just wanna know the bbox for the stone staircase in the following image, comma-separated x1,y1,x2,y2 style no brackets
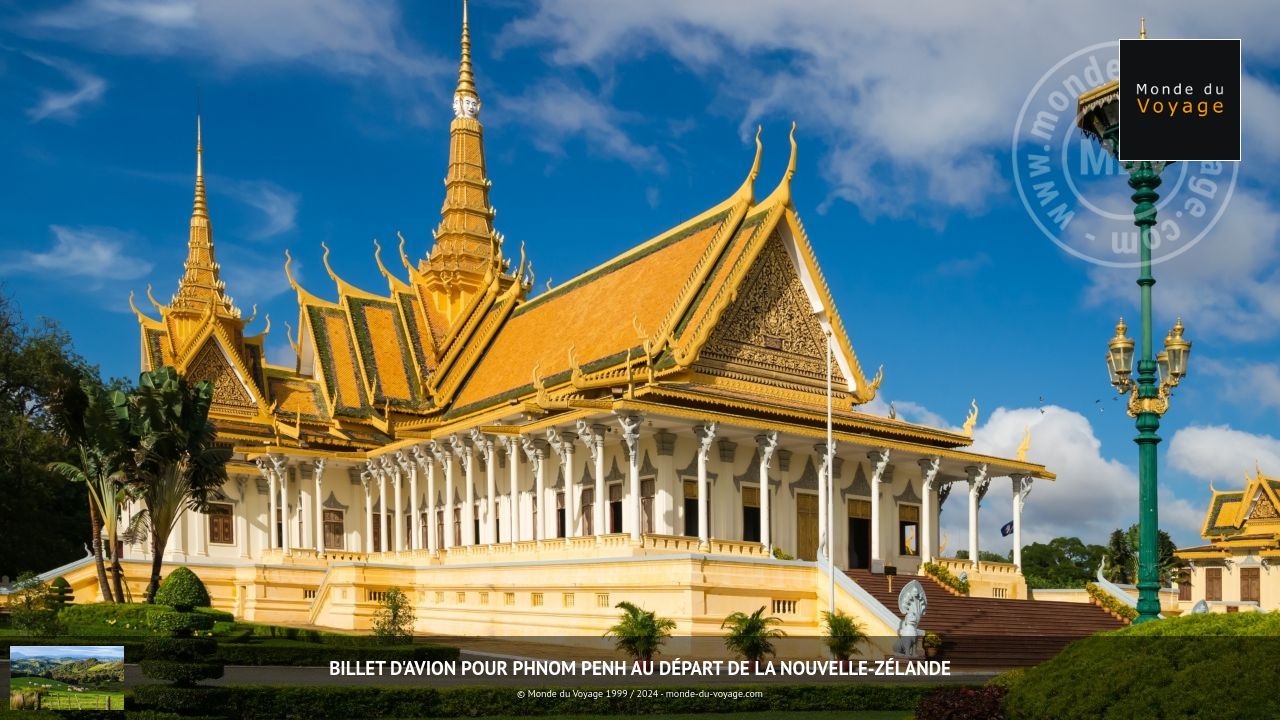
845,568,1125,669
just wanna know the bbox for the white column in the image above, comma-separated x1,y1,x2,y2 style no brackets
575,421,605,539
918,457,940,565
694,423,716,547
273,455,290,554
619,414,643,542
196,510,209,557
376,462,388,553
550,429,577,538
442,448,455,549
756,432,778,552
236,478,250,559
425,443,443,553
387,456,404,553
1012,474,1033,570
868,449,890,572
966,464,990,567
361,471,373,553
451,435,475,546
817,444,829,562
407,449,421,551
502,437,520,544
262,460,278,549
314,458,326,557
473,430,496,544
522,437,547,540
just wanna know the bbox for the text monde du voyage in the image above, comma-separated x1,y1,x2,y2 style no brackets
1133,82,1228,118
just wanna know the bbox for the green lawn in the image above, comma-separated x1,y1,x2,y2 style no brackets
457,714,912,720
9,676,125,711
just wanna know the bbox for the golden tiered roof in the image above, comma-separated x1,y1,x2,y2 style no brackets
1177,466,1280,558
128,3,1051,478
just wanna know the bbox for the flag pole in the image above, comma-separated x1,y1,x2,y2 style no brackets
826,329,835,617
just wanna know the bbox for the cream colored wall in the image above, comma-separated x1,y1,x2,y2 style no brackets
1186,559,1276,611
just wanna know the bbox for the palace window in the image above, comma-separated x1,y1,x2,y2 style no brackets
683,480,699,537
581,488,595,535
1205,567,1222,601
562,592,575,608
473,502,481,545
742,486,760,543
479,591,489,605
323,510,345,550
898,504,920,557
596,593,610,608
848,499,872,570
608,484,623,534
208,503,234,545
1241,567,1260,603
504,592,515,606
436,509,445,550
531,592,544,607
641,479,655,534
372,512,383,552
556,491,566,539
453,507,462,547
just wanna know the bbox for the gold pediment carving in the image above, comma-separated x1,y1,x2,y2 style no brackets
698,232,846,389
187,339,256,409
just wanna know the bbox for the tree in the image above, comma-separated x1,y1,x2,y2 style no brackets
371,587,415,643
721,606,785,664
821,610,868,661
10,572,60,637
0,292,103,581
1103,529,1135,584
112,367,231,602
605,602,677,663
153,567,211,611
1019,537,1107,589
954,549,1013,563
50,379,133,603
1123,524,1179,586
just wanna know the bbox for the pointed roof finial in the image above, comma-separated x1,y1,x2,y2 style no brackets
1140,17,1147,39
455,0,479,106
193,113,207,218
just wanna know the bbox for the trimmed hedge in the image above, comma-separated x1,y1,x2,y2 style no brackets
132,683,942,718
154,568,211,611
1083,583,1137,622
922,562,969,595
150,610,216,636
1003,613,1280,719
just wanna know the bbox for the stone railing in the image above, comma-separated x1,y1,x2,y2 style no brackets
936,557,1028,599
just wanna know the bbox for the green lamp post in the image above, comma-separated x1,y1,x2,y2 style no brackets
1078,39,1193,624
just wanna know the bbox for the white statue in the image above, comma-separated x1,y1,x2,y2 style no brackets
894,579,928,657
1190,599,1209,614
453,94,481,119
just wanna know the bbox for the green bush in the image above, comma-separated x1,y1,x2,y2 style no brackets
922,562,970,595
1002,613,1280,719
1083,582,1138,622
194,607,234,623
138,658,225,687
144,636,217,660
148,609,215,637
48,577,74,609
153,567,211,611
131,683,941,718
9,572,60,637
60,602,162,634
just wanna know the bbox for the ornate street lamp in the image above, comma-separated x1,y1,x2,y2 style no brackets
1078,20,1193,623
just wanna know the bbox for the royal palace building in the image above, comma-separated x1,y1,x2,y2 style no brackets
56,4,1068,649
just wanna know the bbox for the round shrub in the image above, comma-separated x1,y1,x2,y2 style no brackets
153,567,211,611
1002,613,1280,719
149,609,215,637
144,636,217,660
139,658,225,687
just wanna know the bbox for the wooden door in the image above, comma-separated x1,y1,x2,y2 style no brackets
796,493,819,561
1205,567,1222,601
1241,567,1260,603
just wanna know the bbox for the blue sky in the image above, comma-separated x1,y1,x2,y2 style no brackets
2,0,1279,551
11,645,124,660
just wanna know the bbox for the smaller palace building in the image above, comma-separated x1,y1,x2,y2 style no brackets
1176,466,1280,612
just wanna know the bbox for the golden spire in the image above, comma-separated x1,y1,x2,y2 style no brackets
456,0,478,102
423,0,507,324
1140,17,1147,39
172,114,237,317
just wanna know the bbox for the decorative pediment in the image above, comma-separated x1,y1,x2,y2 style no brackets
323,491,349,510
1248,490,1279,522
186,338,257,410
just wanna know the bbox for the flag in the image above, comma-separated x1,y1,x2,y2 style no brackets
1000,521,1014,537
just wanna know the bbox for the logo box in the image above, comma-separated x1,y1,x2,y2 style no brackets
1119,38,1241,161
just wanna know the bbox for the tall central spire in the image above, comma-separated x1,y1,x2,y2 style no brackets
422,0,505,323
172,115,237,317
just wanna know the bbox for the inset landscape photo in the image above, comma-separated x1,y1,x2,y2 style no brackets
8,645,124,712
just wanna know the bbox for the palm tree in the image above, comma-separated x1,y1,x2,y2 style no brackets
50,379,130,602
111,367,230,602
721,606,785,664
821,610,869,661
605,602,677,662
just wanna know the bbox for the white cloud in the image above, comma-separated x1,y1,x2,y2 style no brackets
23,52,106,122
218,247,295,302
506,1,1280,217
1168,425,1280,488
497,80,666,172
0,225,151,281
216,178,299,239
22,0,447,115
1199,357,1280,416
1082,188,1280,342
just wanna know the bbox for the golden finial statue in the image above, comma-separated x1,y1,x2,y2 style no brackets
1016,425,1032,462
193,114,207,218
1140,17,1147,39
961,399,979,437
456,0,478,102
